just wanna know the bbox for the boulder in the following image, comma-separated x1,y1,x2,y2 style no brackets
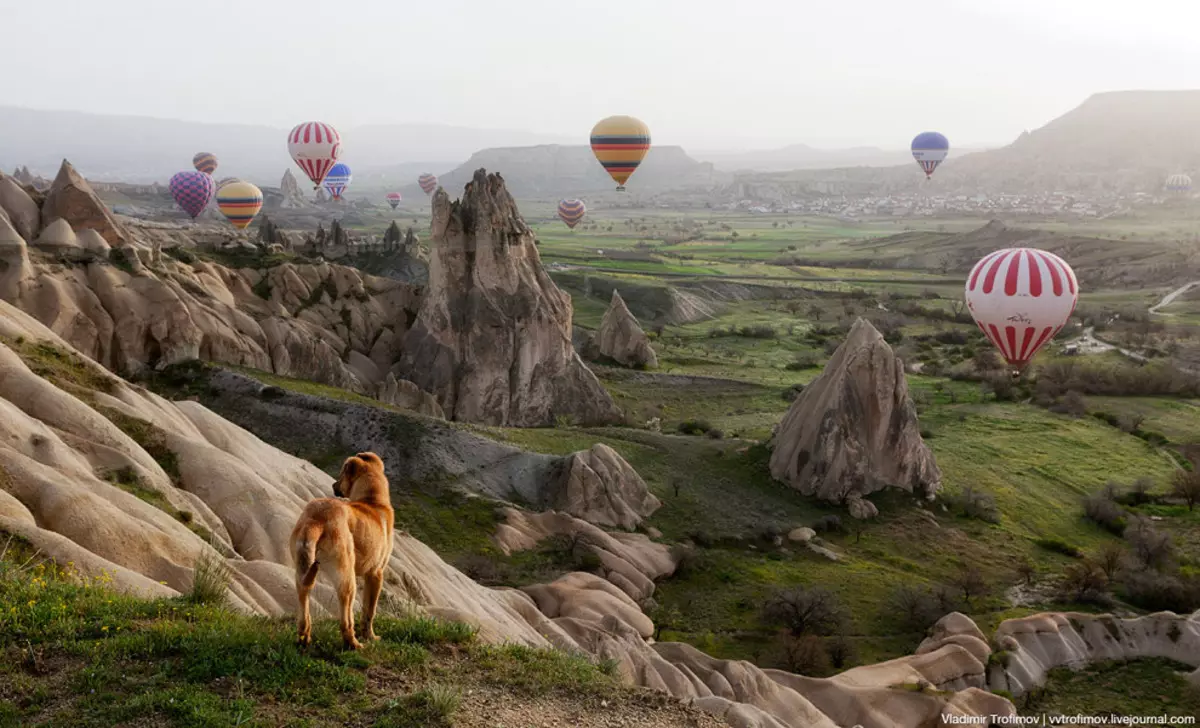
41,160,127,246
395,169,621,426
786,527,815,544
589,290,658,369
769,318,941,503
548,444,661,529
377,373,445,418
0,176,41,241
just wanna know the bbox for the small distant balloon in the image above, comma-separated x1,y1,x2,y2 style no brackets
418,173,438,195
168,171,216,219
557,199,586,229
216,181,264,230
288,121,342,188
590,116,651,191
911,132,949,179
1165,173,1192,193
192,152,218,175
322,163,352,200
965,248,1078,370
386,192,402,210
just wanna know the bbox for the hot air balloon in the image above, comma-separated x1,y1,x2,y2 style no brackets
168,171,216,220
192,152,218,175
590,116,651,191
418,174,438,195
911,132,949,179
557,199,586,229
216,181,264,230
322,163,352,200
216,177,243,190
965,248,1078,370
288,121,342,188
386,192,402,210
1165,173,1192,193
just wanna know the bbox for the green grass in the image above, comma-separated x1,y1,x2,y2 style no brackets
1020,658,1200,717
0,545,619,727
0,336,118,399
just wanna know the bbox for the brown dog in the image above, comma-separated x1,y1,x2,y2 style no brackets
290,452,394,650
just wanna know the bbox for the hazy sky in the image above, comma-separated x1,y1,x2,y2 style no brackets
7,0,1200,150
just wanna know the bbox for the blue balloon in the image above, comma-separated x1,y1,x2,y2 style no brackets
322,162,353,200
911,131,950,178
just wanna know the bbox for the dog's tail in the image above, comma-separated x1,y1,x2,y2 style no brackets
295,522,323,588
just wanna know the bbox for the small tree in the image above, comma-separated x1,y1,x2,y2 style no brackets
1015,559,1036,586
1171,470,1200,511
762,587,846,637
1061,561,1108,602
1093,543,1126,581
1125,516,1175,570
825,632,857,670
779,634,830,675
951,565,989,606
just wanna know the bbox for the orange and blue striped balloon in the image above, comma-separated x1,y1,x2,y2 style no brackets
193,152,218,175
557,199,586,229
590,116,650,191
216,181,264,230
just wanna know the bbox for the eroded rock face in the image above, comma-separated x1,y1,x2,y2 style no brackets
769,318,941,503
278,169,307,209
0,176,41,241
377,373,444,418
396,169,621,426
41,160,128,246
549,444,660,529
589,290,658,369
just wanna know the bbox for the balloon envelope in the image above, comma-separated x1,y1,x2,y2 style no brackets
557,199,586,229
216,181,264,230
386,192,402,209
590,116,651,190
323,163,352,200
168,171,216,219
216,177,243,189
288,122,342,187
192,152,218,175
418,174,438,195
911,132,949,178
965,248,1078,369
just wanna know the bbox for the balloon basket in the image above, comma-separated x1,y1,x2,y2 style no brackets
615,185,626,192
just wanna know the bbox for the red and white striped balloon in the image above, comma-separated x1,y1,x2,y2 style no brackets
964,248,1079,369
287,121,342,188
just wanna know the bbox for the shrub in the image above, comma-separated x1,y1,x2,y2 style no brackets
1124,517,1174,569
785,352,821,371
737,325,776,339
1082,492,1127,535
1035,538,1082,558
761,587,847,637
950,565,990,605
189,547,232,605
677,419,713,436
778,634,830,675
946,486,1000,523
884,584,945,633
781,383,806,401
706,428,725,440
1115,477,1157,507
1060,561,1109,603
825,632,857,670
1171,470,1200,511
1093,543,1127,581
1120,571,1200,613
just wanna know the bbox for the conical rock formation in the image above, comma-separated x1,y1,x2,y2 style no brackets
0,176,41,241
589,290,658,368
41,160,127,246
769,317,941,502
396,169,621,426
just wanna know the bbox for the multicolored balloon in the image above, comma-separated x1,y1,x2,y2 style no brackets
590,116,651,191
192,152,218,175
911,132,949,179
168,171,216,219
322,163,352,200
557,199,586,229
418,173,438,195
216,181,264,230
288,121,342,188
965,248,1079,369
386,192,402,210
216,177,243,190
1165,173,1192,193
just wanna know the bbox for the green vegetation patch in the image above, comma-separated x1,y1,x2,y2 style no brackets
1020,658,1200,717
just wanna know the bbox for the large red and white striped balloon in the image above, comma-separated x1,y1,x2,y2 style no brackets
287,121,342,188
964,248,1079,369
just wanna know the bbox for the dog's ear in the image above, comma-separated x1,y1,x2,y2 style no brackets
356,452,383,469
341,457,361,480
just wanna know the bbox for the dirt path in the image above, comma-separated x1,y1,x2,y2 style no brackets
1149,280,1200,315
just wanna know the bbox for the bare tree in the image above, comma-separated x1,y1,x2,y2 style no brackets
1124,517,1175,569
1171,470,1200,511
1093,543,1126,581
1014,559,1036,586
762,587,847,637
779,634,830,675
1060,561,1108,602
951,565,989,606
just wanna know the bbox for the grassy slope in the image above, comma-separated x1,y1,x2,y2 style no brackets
1019,658,1200,717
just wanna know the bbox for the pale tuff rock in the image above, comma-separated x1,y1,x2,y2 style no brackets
278,169,307,208
589,289,659,368
550,443,661,529
75,228,111,255
32,217,80,251
0,175,41,241
769,318,941,503
377,372,445,418
396,169,621,426
41,160,128,246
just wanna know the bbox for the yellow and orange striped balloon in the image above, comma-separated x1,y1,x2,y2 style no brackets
216,181,263,230
590,115,650,191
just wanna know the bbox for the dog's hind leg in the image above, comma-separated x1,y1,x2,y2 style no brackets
295,561,317,647
334,547,362,650
361,569,384,642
